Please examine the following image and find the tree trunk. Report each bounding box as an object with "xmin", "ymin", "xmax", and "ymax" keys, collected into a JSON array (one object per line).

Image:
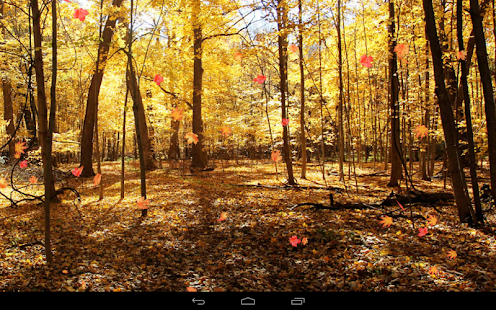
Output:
[
  {"xmin": 190, "ymin": 0, "xmax": 207, "ymax": 170},
  {"xmin": 387, "ymin": 0, "xmax": 402, "ymax": 187},
  {"xmin": 337, "ymin": 0, "xmax": 344, "ymax": 181},
  {"xmin": 423, "ymin": 0, "xmax": 475, "ymax": 224},
  {"xmin": 459, "ymin": 0, "xmax": 483, "ymax": 223},
  {"xmin": 2, "ymin": 79, "xmax": 14, "ymax": 159},
  {"xmin": 298, "ymin": 0, "xmax": 306, "ymax": 179},
  {"xmin": 277, "ymin": 0, "xmax": 295, "ymax": 185},
  {"xmin": 470, "ymin": 0, "xmax": 496, "ymax": 209},
  {"xmin": 80, "ymin": 0, "xmax": 124, "ymax": 177}
]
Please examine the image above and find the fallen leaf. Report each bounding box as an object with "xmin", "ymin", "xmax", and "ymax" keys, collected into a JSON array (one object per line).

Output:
[
  {"xmin": 447, "ymin": 249, "xmax": 457, "ymax": 260},
  {"xmin": 93, "ymin": 173, "xmax": 101, "ymax": 186},
  {"xmin": 427, "ymin": 214, "xmax": 437, "ymax": 226},
  {"xmin": 418, "ymin": 227, "xmax": 428, "ymax": 237},
  {"xmin": 379, "ymin": 215, "xmax": 393, "ymax": 228},
  {"xmin": 137, "ymin": 196, "xmax": 150, "ymax": 210},
  {"xmin": 186, "ymin": 287, "xmax": 197, "ymax": 292},
  {"xmin": 217, "ymin": 211, "xmax": 227, "ymax": 222},
  {"xmin": 289, "ymin": 235, "xmax": 301, "ymax": 247},
  {"xmin": 185, "ymin": 132, "xmax": 199, "ymax": 145}
]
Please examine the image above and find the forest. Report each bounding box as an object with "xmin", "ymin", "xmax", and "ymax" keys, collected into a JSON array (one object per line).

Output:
[{"xmin": 0, "ymin": 0, "xmax": 495, "ymax": 294}]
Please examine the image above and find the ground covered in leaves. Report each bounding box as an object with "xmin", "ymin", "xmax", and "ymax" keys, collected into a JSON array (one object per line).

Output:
[{"xmin": 1, "ymin": 159, "xmax": 496, "ymax": 292}]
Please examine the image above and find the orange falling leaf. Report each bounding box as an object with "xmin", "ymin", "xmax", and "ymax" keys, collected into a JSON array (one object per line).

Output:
[
  {"xmin": 429, "ymin": 266, "xmax": 439, "ymax": 276},
  {"xmin": 457, "ymin": 50, "xmax": 467, "ymax": 61},
  {"xmin": 185, "ymin": 132, "xmax": 199, "ymax": 145},
  {"xmin": 322, "ymin": 256, "xmax": 329, "ymax": 263},
  {"xmin": 271, "ymin": 150, "xmax": 282, "ymax": 162},
  {"xmin": 253, "ymin": 74, "xmax": 266, "ymax": 84},
  {"xmin": 234, "ymin": 51, "xmax": 243, "ymax": 61},
  {"xmin": 186, "ymin": 287, "xmax": 197, "ymax": 292},
  {"xmin": 29, "ymin": 176, "xmax": 38, "ymax": 184},
  {"xmin": 414, "ymin": 125, "xmax": 429, "ymax": 139},
  {"xmin": 281, "ymin": 118, "xmax": 289, "ymax": 126},
  {"xmin": 396, "ymin": 200, "xmax": 405, "ymax": 211},
  {"xmin": 217, "ymin": 211, "xmax": 228, "ymax": 222},
  {"xmin": 289, "ymin": 44, "xmax": 298, "ymax": 53},
  {"xmin": 171, "ymin": 107, "xmax": 184, "ymax": 121},
  {"xmin": 302, "ymin": 237, "xmax": 308, "ymax": 246},
  {"xmin": 19, "ymin": 160, "xmax": 28, "ymax": 169},
  {"xmin": 137, "ymin": 196, "xmax": 150, "ymax": 210},
  {"xmin": 394, "ymin": 43, "xmax": 409, "ymax": 59},
  {"xmin": 379, "ymin": 215, "xmax": 393, "ymax": 228},
  {"xmin": 220, "ymin": 126, "xmax": 232, "ymax": 137},
  {"xmin": 427, "ymin": 214, "xmax": 437, "ymax": 226},
  {"xmin": 15, "ymin": 141, "xmax": 28, "ymax": 155},
  {"xmin": 447, "ymin": 249, "xmax": 457, "ymax": 260},
  {"xmin": 154, "ymin": 74, "xmax": 164, "ymax": 86},
  {"xmin": 73, "ymin": 8, "xmax": 89, "ymax": 21},
  {"xmin": 0, "ymin": 178, "xmax": 7, "ymax": 188},
  {"xmin": 93, "ymin": 173, "xmax": 101, "ymax": 186}
]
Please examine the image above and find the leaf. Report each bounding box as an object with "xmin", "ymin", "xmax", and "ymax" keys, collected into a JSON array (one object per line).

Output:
[
  {"xmin": 379, "ymin": 215, "xmax": 393, "ymax": 228},
  {"xmin": 414, "ymin": 125, "xmax": 429, "ymax": 139},
  {"xmin": 253, "ymin": 74, "xmax": 266, "ymax": 84},
  {"xmin": 271, "ymin": 150, "xmax": 282, "ymax": 162},
  {"xmin": 396, "ymin": 200, "xmax": 405, "ymax": 211},
  {"xmin": 72, "ymin": 166, "xmax": 83, "ymax": 177},
  {"xmin": 154, "ymin": 74, "xmax": 164, "ymax": 86},
  {"xmin": 418, "ymin": 227, "xmax": 428, "ymax": 237},
  {"xmin": 221, "ymin": 126, "xmax": 232, "ymax": 137},
  {"xmin": 302, "ymin": 237, "xmax": 308, "ymax": 246},
  {"xmin": 93, "ymin": 173, "xmax": 101, "ymax": 186},
  {"xmin": 185, "ymin": 132, "xmax": 199, "ymax": 145},
  {"xmin": 20, "ymin": 160, "xmax": 28, "ymax": 169},
  {"xmin": 137, "ymin": 196, "xmax": 150, "ymax": 210},
  {"xmin": 289, "ymin": 235, "xmax": 301, "ymax": 247},
  {"xmin": 289, "ymin": 44, "xmax": 298, "ymax": 53},
  {"xmin": 15, "ymin": 141, "xmax": 28, "ymax": 155},
  {"xmin": 0, "ymin": 178, "xmax": 7, "ymax": 188},
  {"xmin": 359, "ymin": 55, "xmax": 373, "ymax": 68},
  {"xmin": 427, "ymin": 214, "xmax": 437, "ymax": 226},
  {"xmin": 217, "ymin": 211, "xmax": 228, "ymax": 221},
  {"xmin": 457, "ymin": 50, "xmax": 467, "ymax": 61},
  {"xmin": 29, "ymin": 176, "xmax": 38, "ymax": 184},
  {"xmin": 186, "ymin": 287, "xmax": 197, "ymax": 292},
  {"xmin": 234, "ymin": 51, "xmax": 243, "ymax": 61},
  {"xmin": 429, "ymin": 266, "xmax": 439, "ymax": 276},
  {"xmin": 171, "ymin": 107, "xmax": 184, "ymax": 121},
  {"xmin": 281, "ymin": 118, "xmax": 289, "ymax": 126},
  {"xmin": 73, "ymin": 8, "xmax": 89, "ymax": 22},
  {"xmin": 394, "ymin": 43, "xmax": 409, "ymax": 59},
  {"xmin": 447, "ymin": 249, "xmax": 457, "ymax": 260}
]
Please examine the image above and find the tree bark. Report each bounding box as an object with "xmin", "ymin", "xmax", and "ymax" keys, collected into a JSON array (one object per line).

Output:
[
  {"xmin": 190, "ymin": 0, "xmax": 207, "ymax": 170},
  {"xmin": 470, "ymin": 0, "xmax": 496, "ymax": 209},
  {"xmin": 298, "ymin": 0, "xmax": 306, "ymax": 179},
  {"xmin": 387, "ymin": 0, "xmax": 402, "ymax": 187},
  {"xmin": 80, "ymin": 0, "xmax": 124, "ymax": 177},
  {"xmin": 423, "ymin": 0, "xmax": 475, "ymax": 224},
  {"xmin": 2, "ymin": 79, "xmax": 14, "ymax": 159},
  {"xmin": 277, "ymin": 0, "xmax": 295, "ymax": 185}
]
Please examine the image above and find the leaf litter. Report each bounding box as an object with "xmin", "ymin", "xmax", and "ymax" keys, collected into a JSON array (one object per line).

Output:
[{"xmin": 1, "ymin": 161, "xmax": 496, "ymax": 292}]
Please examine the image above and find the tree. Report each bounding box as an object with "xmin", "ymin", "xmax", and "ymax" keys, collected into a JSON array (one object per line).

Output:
[
  {"xmin": 80, "ymin": 0, "xmax": 124, "ymax": 177},
  {"xmin": 276, "ymin": 0, "xmax": 295, "ymax": 185},
  {"xmin": 469, "ymin": 0, "xmax": 496, "ymax": 209},
  {"xmin": 423, "ymin": 0, "xmax": 476, "ymax": 225},
  {"xmin": 298, "ymin": 0, "xmax": 307, "ymax": 179},
  {"xmin": 387, "ymin": 0, "xmax": 402, "ymax": 187}
]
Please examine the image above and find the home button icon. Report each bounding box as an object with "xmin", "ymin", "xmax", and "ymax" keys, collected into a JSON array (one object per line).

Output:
[{"xmin": 241, "ymin": 297, "xmax": 256, "ymax": 305}]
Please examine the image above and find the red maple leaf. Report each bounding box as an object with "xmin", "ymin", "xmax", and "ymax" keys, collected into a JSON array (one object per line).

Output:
[
  {"xmin": 73, "ymin": 8, "xmax": 89, "ymax": 22},
  {"xmin": 289, "ymin": 235, "xmax": 301, "ymax": 247},
  {"xmin": 360, "ymin": 55, "xmax": 373, "ymax": 68},
  {"xmin": 253, "ymin": 75, "xmax": 266, "ymax": 84},
  {"xmin": 19, "ymin": 160, "xmax": 28, "ymax": 169},
  {"xmin": 72, "ymin": 166, "xmax": 83, "ymax": 177},
  {"xmin": 154, "ymin": 74, "xmax": 164, "ymax": 86},
  {"xmin": 281, "ymin": 118, "xmax": 289, "ymax": 126},
  {"xmin": 418, "ymin": 227, "xmax": 428, "ymax": 237}
]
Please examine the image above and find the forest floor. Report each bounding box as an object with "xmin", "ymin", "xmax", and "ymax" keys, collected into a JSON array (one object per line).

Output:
[{"xmin": 0, "ymin": 158, "xmax": 495, "ymax": 292}]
